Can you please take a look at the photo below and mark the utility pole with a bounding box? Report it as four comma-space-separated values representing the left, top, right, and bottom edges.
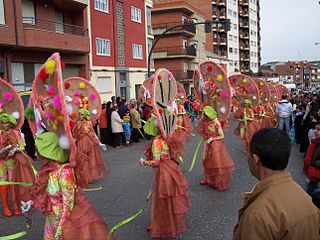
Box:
147, 19, 231, 77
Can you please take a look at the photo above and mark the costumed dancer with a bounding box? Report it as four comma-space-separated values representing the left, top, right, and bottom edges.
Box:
193, 61, 234, 190
64, 77, 106, 188
198, 106, 234, 190
27, 52, 115, 240
254, 78, 271, 130
139, 69, 190, 238
171, 82, 193, 159
0, 77, 35, 216
229, 74, 260, 151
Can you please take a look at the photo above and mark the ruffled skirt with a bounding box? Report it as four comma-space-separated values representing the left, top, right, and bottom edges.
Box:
150, 158, 190, 238
202, 140, 234, 191
75, 136, 106, 187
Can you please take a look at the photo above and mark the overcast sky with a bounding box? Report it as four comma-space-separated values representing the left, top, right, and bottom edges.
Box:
260, 0, 320, 63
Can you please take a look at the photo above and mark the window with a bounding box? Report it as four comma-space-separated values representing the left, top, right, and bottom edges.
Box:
147, 7, 152, 35
0, 0, 5, 25
229, 47, 233, 53
22, 0, 35, 25
183, 62, 188, 72
96, 38, 111, 56
132, 44, 143, 59
131, 6, 141, 23
94, 0, 109, 13
96, 77, 112, 93
55, 12, 64, 33
233, 11, 237, 17
228, 9, 232, 16
234, 48, 238, 54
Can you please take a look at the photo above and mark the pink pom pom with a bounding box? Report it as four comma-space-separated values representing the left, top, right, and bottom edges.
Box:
4, 92, 13, 102
47, 85, 55, 95
89, 93, 96, 100
249, 85, 255, 91
220, 91, 228, 99
0, 100, 3, 108
74, 91, 80, 97
168, 72, 173, 79
75, 98, 80, 105
52, 95, 62, 111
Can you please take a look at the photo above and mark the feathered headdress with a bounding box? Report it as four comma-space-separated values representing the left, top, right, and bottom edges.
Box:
254, 78, 270, 105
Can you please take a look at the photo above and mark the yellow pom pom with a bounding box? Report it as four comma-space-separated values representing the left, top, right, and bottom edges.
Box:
216, 89, 220, 93
216, 74, 223, 82
242, 79, 248, 83
207, 77, 213, 82
52, 124, 58, 131
84, 97, 89, 101
45, 60, 56, 75
79, 82, 86, 89
259, 82, 263, 86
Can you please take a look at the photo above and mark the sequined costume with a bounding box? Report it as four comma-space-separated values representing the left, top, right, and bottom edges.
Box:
198, 114, 234, 191
73, 119, 106, 187
144, 136, 190, 238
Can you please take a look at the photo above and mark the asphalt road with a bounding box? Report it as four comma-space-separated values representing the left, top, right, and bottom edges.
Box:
0, 120, 307, 240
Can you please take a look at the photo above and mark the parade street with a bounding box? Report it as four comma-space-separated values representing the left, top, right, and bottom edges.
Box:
0, 120, 307, 240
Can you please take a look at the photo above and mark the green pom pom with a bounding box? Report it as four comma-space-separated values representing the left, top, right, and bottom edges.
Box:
25, 107, 35, 120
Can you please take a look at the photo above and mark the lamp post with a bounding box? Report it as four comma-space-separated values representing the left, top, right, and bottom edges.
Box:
147, 19, 231, 77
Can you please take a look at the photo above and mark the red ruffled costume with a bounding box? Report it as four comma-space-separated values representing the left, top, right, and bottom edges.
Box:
0, 130, 35, 204
73, 120, 106, 187
198, 116, 234, 191
144, 136, 190, 238
32, 162, 115, 240
171, 104, 193, 158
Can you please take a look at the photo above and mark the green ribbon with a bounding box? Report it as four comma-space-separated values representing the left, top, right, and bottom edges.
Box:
141, 119, 147, 124
0, 231, 28, 240
110, 188, 153, 233
179, 156, 185, 174
188, 139, 203, 172
83, 186, 103, 192
0, 181, 33, 187
138, 128, 146, 139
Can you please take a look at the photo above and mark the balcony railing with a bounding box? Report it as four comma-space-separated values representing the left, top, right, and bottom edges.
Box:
154, 46, 197, 57
153, 21, 196, 35
22, 17, 88, 37
169, 70, 194, 81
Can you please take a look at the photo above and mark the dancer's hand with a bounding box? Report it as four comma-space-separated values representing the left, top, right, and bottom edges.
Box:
207, 137, 213, 144
99, 143, 107, 151
7, 148, 17, 157
21, 200, 32, 213
139, 157, 145, 167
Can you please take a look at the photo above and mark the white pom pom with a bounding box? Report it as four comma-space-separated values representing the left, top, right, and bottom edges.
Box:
12, 111, 20, 119
66, 104, 73, 115
91, 109, 98, 115
59, 135, 70, 149
154, 119, 159, 127
253, 96, 257, 100
265, 98, 268, 102
65, 96, 73, 103
219, 107, 226, 114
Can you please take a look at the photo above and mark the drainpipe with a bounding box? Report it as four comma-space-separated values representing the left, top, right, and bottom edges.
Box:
13, 0, 19, 46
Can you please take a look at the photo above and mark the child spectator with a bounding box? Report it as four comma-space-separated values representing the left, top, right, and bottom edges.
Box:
123, 111, 131, 146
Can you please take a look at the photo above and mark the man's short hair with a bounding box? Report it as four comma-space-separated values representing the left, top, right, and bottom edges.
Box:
250, 128, 291, 170
282, 95, 287, 100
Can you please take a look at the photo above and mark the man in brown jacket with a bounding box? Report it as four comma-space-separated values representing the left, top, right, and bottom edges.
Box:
233, 128, 320, 240
130, 99, 142, 143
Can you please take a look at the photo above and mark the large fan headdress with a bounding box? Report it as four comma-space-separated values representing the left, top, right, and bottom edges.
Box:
63, 77, 102, 122
267, 82, 279, 104
193, 61, 232, 121
229, 74, 260, 108
28, 52, 77, 166
140, 68, 178, 139
254, 78, 270, 105
0, 78, 24, 130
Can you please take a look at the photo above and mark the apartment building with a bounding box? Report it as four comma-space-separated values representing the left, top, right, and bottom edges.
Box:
152, 1, 209, 94
153, 0, 261, 76
0, 0, 90, 91
88, 0, 152, 101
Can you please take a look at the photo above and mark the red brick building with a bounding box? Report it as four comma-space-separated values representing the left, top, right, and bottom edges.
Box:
0, 0, 90, 90
89, 0, 153, 100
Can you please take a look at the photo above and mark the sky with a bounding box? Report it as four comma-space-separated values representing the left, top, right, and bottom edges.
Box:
260, 0, 320, 64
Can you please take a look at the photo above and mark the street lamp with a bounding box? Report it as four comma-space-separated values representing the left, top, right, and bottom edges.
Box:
147, 19, 231, 77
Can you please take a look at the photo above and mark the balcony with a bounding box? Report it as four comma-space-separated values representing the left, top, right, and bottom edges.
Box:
219, 1, 226, 6
240, 20, 249, 28
212, 0, 217, 4
153, 21, 196, 37
22, 17, 89, 53
153, 46, 197, 59
240, 0, 249, 6
170, 70, 194, 82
